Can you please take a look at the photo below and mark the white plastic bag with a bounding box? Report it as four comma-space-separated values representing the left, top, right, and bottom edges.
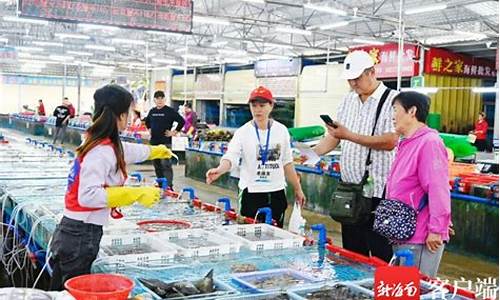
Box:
288, 202, 306, 235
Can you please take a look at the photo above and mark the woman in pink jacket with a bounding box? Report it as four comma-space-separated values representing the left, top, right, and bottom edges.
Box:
385, 91, 451, 277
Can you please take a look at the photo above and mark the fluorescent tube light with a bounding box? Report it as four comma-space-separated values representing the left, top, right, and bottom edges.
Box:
49, 55, 74, 61
317, 21, 350, 30
146, 30, 183, 36
67, 51, 93, 56
276, 27, 312, 36
0, 37, 8, 43
211, 41, 228, 47
303, 3, 347, 16
193, 16, 230, 26
352, 39, 385, 45
405, 4, 447, 15
175, 47, 189, 53
243, 0, 265, 3
258, 54, 292, 60
112, 38, 146, 45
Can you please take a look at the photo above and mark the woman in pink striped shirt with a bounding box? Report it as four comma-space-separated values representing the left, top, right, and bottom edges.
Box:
385, 91, 451, 277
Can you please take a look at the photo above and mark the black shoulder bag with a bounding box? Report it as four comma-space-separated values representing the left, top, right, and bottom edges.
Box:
329, 88, 391, 225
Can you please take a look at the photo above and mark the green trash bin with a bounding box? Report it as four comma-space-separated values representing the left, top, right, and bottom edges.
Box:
288, 126, 325, 141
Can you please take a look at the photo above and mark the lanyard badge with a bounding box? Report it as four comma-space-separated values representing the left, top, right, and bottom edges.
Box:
254, 121, 271, 165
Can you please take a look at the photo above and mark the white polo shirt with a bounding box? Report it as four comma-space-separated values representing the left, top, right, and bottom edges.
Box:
336, 82, 398, 198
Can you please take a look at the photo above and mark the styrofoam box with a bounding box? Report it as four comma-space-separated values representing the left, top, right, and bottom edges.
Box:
153, 228, 242, 257
288, 282, 374, 300
353, 278, 449, 299
99, 233, 177, 265
216, 223, 305, 252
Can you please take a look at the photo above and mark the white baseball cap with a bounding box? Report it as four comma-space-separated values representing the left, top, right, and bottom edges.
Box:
341, 50, 375, 80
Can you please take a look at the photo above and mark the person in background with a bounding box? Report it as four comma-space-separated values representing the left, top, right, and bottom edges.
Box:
144, 91, 185, 189
64, 97, 76, 118
52, 100, 71, 145
385, 91, 451, 277
473, 112, 489, 152
132, 110, 142, 128
37, 99, 45, 116
183, 103, 198, 137
312, 51, 399, 262
49, 85, 174, 290
205, 86, 305, 228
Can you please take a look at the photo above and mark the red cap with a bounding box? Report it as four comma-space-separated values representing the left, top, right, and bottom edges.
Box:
249, 86, 274, 104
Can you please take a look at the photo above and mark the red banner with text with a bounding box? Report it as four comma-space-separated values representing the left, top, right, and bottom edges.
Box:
424, 48, 496, 78
350, 43, 419, 79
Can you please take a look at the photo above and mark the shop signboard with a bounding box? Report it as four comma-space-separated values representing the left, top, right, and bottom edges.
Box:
350, 43, 419, 78
254, 58, 301, 77
424, 47, 496, 78
19, 0, 193, 33
410, 76, 424, 88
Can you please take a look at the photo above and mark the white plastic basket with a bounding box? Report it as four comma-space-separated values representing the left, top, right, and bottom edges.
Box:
216, 223, 305, 252
153, 228, 242, 257
99, 233, 177, 265
104, 218, 139, 235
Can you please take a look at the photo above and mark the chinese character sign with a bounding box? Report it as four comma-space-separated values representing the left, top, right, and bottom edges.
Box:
350, 44, 419, 78
375, 266, 420, 300
425, 48, 496, 78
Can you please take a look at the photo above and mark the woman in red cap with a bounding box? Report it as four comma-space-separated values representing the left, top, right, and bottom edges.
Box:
206, 86, 305, 227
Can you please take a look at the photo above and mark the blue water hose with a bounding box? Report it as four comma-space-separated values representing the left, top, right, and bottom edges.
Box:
217, 197, 232, 212
395, 249, 414, 266
155, 178, 168, 191
256, 207, 272, 225
217, 197, 232, 225
130, 172, 143, 183
182, 187, 196, 200
311, 224, 327, 247
56, 147, 63, 155
66, 151, 75, 158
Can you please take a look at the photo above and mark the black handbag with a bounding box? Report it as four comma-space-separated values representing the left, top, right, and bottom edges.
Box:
329, 88, 391, 225
373, 195, 428, 241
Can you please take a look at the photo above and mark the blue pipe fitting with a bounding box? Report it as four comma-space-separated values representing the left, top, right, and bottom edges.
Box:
311, 224, 327, 247
130, 172, 143, 183
155, 178, 168, 191
217, 197, 232, 212
395, 249, 414, 266
48, 144, 54, 151
182, 187, 196, 200
56, 147, 63, 154
256, 207, 272, 224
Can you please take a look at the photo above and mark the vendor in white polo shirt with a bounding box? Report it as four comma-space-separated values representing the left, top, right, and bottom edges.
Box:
313, 51, 399, 262
206, 86, 305, 228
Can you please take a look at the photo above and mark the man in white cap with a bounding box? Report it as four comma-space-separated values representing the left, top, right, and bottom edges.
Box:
312, 50, 399, 262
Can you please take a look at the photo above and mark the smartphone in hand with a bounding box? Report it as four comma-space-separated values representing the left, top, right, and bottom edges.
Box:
320, 115, 338, 128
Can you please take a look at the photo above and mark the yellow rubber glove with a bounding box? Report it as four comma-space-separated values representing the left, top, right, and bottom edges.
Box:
105, 186, 161, 208
148, 145, 174, 160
